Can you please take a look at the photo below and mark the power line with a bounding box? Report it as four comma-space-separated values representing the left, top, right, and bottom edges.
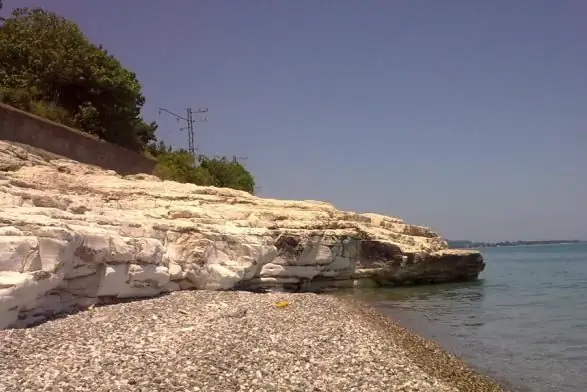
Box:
158, 107, 208, 166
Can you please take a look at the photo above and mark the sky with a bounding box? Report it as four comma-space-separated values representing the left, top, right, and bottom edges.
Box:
3, 0, 586, 241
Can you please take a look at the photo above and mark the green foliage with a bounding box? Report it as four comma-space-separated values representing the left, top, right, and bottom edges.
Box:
153, 148, 215, 186
149, 142, 256, 194
0, 7, 157, 150
144, 140, 173, 158
0, 85, 75, 126
200, 156, 256, 194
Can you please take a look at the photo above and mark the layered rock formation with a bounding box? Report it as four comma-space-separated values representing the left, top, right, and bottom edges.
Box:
0, 141, 484, 329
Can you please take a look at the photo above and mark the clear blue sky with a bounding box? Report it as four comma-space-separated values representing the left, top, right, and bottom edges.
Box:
4, 0, 586, 241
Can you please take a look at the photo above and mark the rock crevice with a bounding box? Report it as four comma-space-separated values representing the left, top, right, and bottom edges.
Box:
0, 141, 485, 329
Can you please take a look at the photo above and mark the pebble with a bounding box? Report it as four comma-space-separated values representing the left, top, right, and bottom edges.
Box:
0, 291, 505, 391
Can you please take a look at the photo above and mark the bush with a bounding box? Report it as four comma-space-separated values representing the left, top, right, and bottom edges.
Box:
153, 149, 215, 186
149, 143, 256, 194
200, 157, 255, 194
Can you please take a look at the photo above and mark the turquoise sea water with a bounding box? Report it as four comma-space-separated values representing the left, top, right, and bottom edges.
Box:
352, 243, 587, 392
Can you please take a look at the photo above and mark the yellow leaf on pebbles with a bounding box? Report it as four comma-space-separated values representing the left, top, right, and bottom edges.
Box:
274, 301, 290, 308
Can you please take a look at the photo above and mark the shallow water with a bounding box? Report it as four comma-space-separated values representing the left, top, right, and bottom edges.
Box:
349, 244, 587, 392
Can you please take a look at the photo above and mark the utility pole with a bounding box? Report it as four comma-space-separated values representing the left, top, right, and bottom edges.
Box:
158, 107, 208, 166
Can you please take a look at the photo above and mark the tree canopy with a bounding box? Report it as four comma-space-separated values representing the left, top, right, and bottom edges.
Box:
200, 156, 256, 193
0, 7, 157, 150
147, 142, 256, 194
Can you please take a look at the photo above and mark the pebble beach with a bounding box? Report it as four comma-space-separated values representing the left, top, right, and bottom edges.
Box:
0, 291, 504, 392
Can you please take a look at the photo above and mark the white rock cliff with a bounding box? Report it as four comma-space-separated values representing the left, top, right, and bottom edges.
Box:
0, 141, 484, 329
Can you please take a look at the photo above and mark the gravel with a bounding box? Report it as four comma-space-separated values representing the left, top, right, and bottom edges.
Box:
0, 291, 504, 392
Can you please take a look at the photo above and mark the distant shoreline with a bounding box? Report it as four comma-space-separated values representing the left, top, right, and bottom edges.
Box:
447, 240, 585, 249
477, 242, 585, 249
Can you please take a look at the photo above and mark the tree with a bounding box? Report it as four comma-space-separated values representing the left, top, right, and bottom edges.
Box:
154, 148, 215, 186
0, 7, 156, 150
145, 140, 173, 158
200, 156, 256, 194
148, 141, 256, 194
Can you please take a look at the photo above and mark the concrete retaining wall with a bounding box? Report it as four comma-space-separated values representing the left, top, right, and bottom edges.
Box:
0, 103, 155, 175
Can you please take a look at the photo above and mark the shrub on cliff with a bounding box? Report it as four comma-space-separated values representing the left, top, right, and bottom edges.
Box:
199, 156, 255, 194
148, 142, 256, 194
0, 86, 75, 126
0, 7, 157, 151
153, 149, 215, 186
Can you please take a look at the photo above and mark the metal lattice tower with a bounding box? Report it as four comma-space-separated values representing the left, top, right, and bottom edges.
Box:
158, 107, 208, 166
232, 155, 248, 164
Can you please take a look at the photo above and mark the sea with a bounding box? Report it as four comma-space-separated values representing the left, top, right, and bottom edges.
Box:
350, 243, 587, 392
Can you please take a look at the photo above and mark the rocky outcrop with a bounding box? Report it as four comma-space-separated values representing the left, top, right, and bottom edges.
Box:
0, 141, 484, 329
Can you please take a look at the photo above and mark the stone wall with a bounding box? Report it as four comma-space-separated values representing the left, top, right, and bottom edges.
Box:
0, 103, 155, 175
